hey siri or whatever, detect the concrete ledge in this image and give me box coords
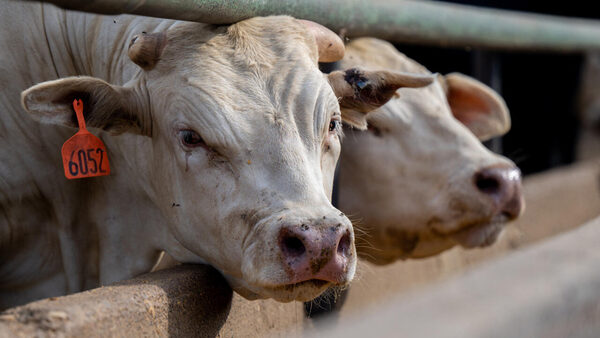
[0,265,233,337]
[321,216,600,338]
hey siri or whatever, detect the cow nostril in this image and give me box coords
[475,173,501,195]
[337,232,351,256]
[281,235,306,258]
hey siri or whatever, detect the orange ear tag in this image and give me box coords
[61,99,110,179]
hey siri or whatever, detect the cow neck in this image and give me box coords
[40,4,180,85]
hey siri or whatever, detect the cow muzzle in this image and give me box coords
[473,163,524,219]
[278,219,353,285]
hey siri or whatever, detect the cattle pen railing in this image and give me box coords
[20,0,600,52]
[3,0,600,337]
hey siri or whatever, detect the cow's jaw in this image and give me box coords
[450,217,507,248]
[230,277,336,303]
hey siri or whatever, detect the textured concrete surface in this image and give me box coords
[0,265,233,337]
[318,216,600,338]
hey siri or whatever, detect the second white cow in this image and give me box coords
[336,38,524,264]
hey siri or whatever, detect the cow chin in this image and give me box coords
[357,215,509,265]
[356,232,455,264]
[449,216,508,248]
[227,276,334,302]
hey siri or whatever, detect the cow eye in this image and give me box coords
[329,119,340,133]
[179,129,205,147]
[367,125,382,137]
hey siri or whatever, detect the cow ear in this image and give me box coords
[328,67,433,129]
[444,73,510,141]
[21,76,150,136]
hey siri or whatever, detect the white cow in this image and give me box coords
[0,2,433,308]
[336,38,524,264]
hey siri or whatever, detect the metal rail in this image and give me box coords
[23,0,600,52]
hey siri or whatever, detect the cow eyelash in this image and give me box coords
[179,129,206,148]
[329,116,342,134]
[367,125,383,137]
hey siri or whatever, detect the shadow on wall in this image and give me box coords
[157,265,233,336]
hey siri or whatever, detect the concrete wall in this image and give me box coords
[0,265,233,337]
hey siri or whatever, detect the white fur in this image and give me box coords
[338,38,520,264]
[0,1,354,308]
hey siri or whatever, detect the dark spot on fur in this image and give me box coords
[344,68,369,91]
[341,68,403,111]
[171,203,180,207]
[310,248,331,274]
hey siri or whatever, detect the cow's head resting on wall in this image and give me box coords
[21,17,432,301]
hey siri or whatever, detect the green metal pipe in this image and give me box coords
[23,0,600,52]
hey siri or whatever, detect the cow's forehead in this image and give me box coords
[169,68,336,149]
[160,16,318,73]
[155,15,330,114]
[150,18,336,147]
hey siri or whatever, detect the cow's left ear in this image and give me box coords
[444,73,510,141]
[21,76,150,136]
[328,67,434,129]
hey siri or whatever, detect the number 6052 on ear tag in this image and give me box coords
[61,99,110,179]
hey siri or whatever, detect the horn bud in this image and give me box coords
[298,20,345,63]
[128,32,167,70]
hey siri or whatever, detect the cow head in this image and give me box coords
[337,38,524,264]
[20,19,430,300]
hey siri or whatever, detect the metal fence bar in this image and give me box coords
[22,0,600,52]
